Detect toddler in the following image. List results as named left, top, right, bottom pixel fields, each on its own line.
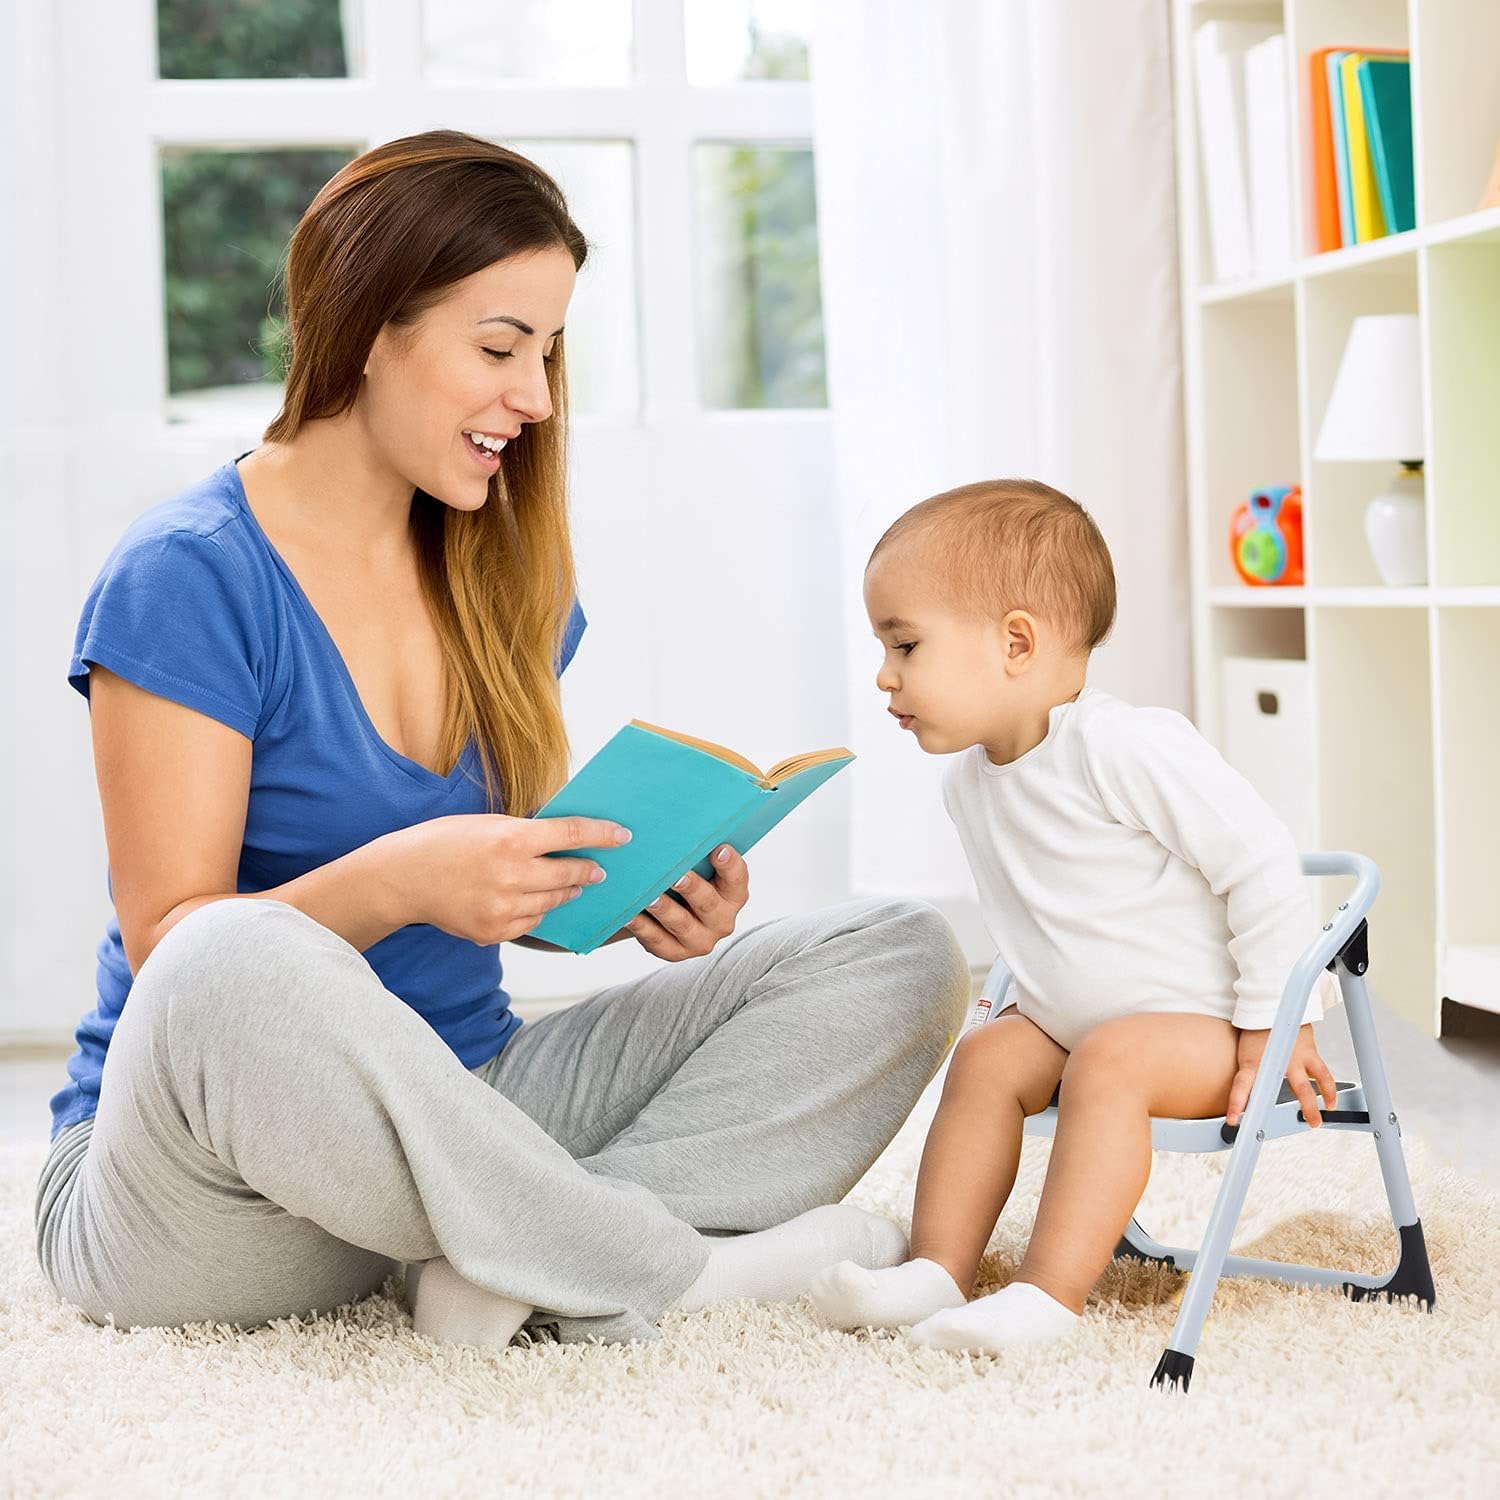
left=811, top=479, right=1338, bottom=1354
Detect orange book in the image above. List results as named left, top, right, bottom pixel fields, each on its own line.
left=1307, top=45, right=1406, bottom=254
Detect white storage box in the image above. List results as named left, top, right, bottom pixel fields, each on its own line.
left=1219, top=657, right=1316, bottom=852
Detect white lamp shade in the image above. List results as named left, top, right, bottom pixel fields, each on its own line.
left=1314, top=314, right=1424, bottom=462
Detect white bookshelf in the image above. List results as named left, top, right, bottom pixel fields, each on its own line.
left=1172, top=0, right=1500, bottom=1033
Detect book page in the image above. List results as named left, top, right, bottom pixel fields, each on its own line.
left=629, top=720, right=763, bottom=779
left=766, top=747, right=855, bottom=786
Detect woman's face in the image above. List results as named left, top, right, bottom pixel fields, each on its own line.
left=360, top=245, right=578, bottom=510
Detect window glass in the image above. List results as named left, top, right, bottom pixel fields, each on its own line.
left=425, top=0, right=632, bottom=84
left=684, top=0, right=810, bottom=85
left=161, top=147, right=354, bottom=395
left=157, top=0, right=348, bottom=80
left=694, top=144, right=826, bottom=409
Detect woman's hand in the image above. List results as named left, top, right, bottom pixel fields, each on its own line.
left=379, top=813, right=631, bottom=946
left=621, top=844, right=750, bottom=962
left=1225, top=1022, right=1338, bottom=1128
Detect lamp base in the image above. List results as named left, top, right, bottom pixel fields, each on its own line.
left=1364, top=468, right=1427, bottom=587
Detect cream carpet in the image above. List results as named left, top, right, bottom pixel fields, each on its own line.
left=4, top=1077, right=1497, bottom=1499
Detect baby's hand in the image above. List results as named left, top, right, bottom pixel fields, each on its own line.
left=1226, top=1023, right=1337, bottom=1128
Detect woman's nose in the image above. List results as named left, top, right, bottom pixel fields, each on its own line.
left=506, top=362, right=553, bottom=425
left=875, top=662, right=898, bottom=693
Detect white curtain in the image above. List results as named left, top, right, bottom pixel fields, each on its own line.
left=812, top=0, right=1189, bottom=907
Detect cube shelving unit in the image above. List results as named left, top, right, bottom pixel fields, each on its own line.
left=1172, top=0, right=1500, bottom=1033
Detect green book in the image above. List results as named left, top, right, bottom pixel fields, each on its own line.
left=529, top=721, right=855, bottom=954
left=1357, top=58, right=1414, bottom=235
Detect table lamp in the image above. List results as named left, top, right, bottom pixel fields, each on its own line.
left=1313, top=313, right=1426, bottom=586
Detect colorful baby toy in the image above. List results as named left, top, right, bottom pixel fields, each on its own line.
left=1230, top=485, right=1304, bottom=586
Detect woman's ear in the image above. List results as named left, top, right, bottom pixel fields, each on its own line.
left=1000, top=610, right=1039, bottom=675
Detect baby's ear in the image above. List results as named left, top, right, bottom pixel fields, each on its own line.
left=1001, top=609, right=1039, bottom=672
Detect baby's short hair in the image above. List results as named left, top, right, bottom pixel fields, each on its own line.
left=868, top=478, right=1117, bottom=653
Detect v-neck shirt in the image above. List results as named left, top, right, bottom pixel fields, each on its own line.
left=50, top=457, right=586, bottom=1140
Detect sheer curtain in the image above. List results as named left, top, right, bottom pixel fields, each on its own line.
left=812, top=0, right=1189, bottom=922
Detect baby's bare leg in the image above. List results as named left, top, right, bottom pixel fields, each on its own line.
left=811, top=1011, right=1066, bottom=1330
left=909, top=1012, right=1068, bottom=1289
left=1018, top=1013, right=1239, bottom=1312
left=910, top=1013, right=1238, bottom=1354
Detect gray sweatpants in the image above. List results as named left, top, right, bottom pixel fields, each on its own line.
left=34, top=895, right=968, bottom=1345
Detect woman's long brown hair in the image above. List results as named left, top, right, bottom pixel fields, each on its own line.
left=264, top=130, right=585, bottom=815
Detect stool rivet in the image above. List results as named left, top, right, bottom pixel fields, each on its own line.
left=1374, top=1130, right=1382, bottom=1140
left=1255, top=1130, right=1265, bottom=1142
left=1323, top=922, right=1333, bottom=931
left=1389, top=1113, right=1397, bottom=1125
left=1339, top=902, right=1349, bottom=910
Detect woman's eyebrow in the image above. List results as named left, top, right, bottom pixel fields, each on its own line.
left=477, top=314, right=565, bottom=337
left=875, top=615, right=918, bottom=633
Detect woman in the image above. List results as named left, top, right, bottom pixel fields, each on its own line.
left=33, top=132, right=970, bottom=1349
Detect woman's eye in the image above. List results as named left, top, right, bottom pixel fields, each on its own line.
left=481, top=347, right=513, bottom=362
left=896, top=642, right=916, bottom=656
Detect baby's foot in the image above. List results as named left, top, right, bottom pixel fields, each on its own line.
left=810, top=1257, right=967, bottom=1330
left=909, top=1280, right=1080, bottom=1353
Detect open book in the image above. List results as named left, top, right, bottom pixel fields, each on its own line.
left=529, top=720, right=855, bottom=954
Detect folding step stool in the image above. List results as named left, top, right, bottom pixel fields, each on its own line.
left=972, top=851, right=1435, bottom=1392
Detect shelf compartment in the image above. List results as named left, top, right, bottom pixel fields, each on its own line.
left=1200, top=297, right=1302, bottom=590
left=1435, top=608, right=1500, bottom=1017
left=1411, top=0, right=1500, bottom=227
left=1297, top=260, right=1421, bottom=587
left=1309, top=605, right=1435, bottom=1027
left=1424, top=236, right=1500, bottom=587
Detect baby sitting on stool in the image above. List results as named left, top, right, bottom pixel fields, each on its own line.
left=813, top=478, right=1338, bottom=1353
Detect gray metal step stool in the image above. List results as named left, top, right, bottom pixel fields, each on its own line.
left=972, top=851, right=1434, bottom=1392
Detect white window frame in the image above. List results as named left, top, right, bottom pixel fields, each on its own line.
left=69, top=0, right=820, bottom=439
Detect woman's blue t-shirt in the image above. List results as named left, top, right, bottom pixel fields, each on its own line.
left=49, top=457, right=586, bottom=1141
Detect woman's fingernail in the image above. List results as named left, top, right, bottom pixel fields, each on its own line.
left=714, top=846, right=731, bottom=864
left=674, top=875, right=692, bottom=891
left=650, top=896, right=666, bottom=910
left=590, top=868, right=607, bottom=883
left=615, top=827, right=632, bottom=844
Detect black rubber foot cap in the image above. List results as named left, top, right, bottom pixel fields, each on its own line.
left=1345, top=1220, right=1436, bottom=1309
left=1151, top=1349, right=1194, bottom=1391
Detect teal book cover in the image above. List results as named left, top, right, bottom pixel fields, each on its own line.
left=1358, top=58, right=1414, bottom=235
left=1326, top=51, right=1354, bottom=245
left=529, top=721, right=855, bottom=954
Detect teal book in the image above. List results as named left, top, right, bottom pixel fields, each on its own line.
left=1358, top=58, right=1414, bottom=235
left=529, top=721, right=855, bottom=954
left=1326, top=51, right=1354, bottom=245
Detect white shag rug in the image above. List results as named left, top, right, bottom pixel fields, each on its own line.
left=4, top=1072, right=1497, bottom=1499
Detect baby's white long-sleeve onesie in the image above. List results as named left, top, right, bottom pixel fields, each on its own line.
left=942, top=686, right=1332, bottom=1051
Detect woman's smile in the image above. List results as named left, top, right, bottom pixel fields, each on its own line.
left=462, top=429, right=509, bottom=472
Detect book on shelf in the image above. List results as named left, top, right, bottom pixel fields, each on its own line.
left=1193, top=21, right=1291, bottom=282
left=528, top=721, right=855, bottom=954
left=1359, top=58, right=1415, bottom=234
left=1307, top=46, right=1412, bottom=252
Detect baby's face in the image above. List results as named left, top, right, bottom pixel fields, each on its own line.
left=863, top=554, right=1012, bottom=756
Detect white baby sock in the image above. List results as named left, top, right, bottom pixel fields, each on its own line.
left=909, top=1279, right=1080, bottom=1353
left=675, top=1204, right=908, bottom=1314
left=810, top=1257, right=967, bottom=1330
left=408, top=1256, right=533, bottom=1350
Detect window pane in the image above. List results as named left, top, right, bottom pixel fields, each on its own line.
left=425, top=0, right=632, bottom=84
left=694, top=145, right=826, bottom=410
left=157, top=0, right=348, bottom=80
left=684, top=0, right=811, bottom=85
left=505, top=141, right=638, bottom=419
left=161, top=147, right=354, bottom=396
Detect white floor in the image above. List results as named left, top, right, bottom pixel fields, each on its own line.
left=5, top=985, right=1498, bottom=1191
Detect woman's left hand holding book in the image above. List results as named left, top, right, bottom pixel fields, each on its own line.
left=615, top=843, right=751, bottom=962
